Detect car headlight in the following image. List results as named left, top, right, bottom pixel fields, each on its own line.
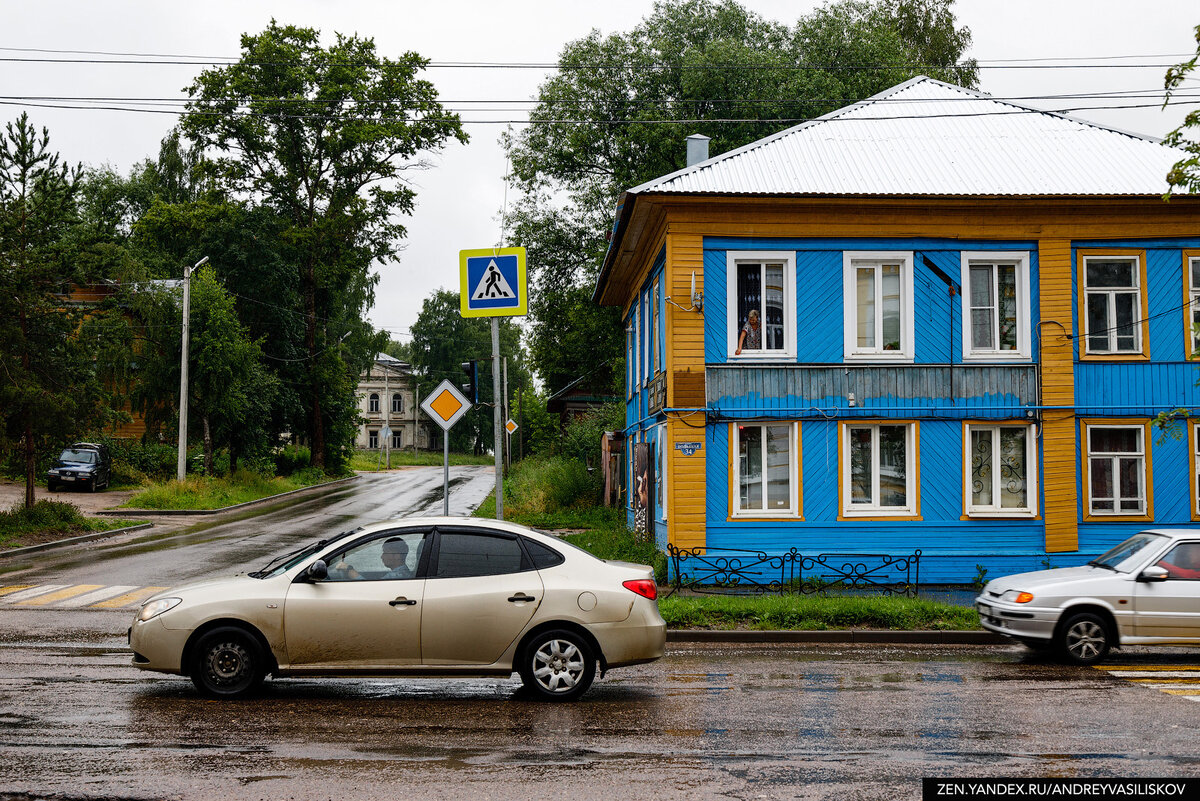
left=138, top=597, right=182, bottom=621
left=1001, top=590, right=1035, bottom=604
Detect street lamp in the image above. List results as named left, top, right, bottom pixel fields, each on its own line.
left=177, top=256, right=209, bottom=482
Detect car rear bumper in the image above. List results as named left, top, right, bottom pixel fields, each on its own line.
left=976, top=598, right=1059, bottom=642
left=592, top=607, right=667, bottom=668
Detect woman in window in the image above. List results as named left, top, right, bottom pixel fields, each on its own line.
left=736, top=309, right=761, bottom=355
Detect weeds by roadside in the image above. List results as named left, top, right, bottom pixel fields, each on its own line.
left=659, top=594, right=980, bottom=631
left=122, top=469, right=330, bottom=511
left=0, top=501, right=141, bottom=548
left=349, top=451, right=495, bottom=471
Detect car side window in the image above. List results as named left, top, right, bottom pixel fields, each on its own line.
left=434, top=532, right=528, bottom=578
left=325, top=530, right=427, bottom=582
left=1156, top=543, right=1200, bottom=580
left=523, top=538, right=565, bottom=569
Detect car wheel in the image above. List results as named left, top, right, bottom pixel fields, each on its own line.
left=190, top=627, right=266, bottom=699
left=518, top=629, right=596, bottom=701
left=47, top=480, right=57, bottom=492
left=1057, top=612, right=1111, bottom=665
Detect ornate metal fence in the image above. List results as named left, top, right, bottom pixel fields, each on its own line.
left=666, top=545, right=921, bottom=597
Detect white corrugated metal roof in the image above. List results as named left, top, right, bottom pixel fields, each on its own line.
left=630, top=76, right=1184, bottom=197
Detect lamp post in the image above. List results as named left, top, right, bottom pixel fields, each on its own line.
left=177, top=256, right=208, bottom=482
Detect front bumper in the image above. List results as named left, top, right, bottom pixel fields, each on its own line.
left=975, top=597, right=1060, bottom=642
left=129, top=617, right=188, bottom=674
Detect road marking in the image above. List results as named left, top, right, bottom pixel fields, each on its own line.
left=90, top=586, right=167, bottom=609
left=1096, top=664, right=1200, bottom=701
left=57, top=585, right=139, bottom=608
left=16, top=584, right=105, bottom=606
left=0, top=584, right=168, bottom=609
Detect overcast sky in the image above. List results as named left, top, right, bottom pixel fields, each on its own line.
left=3, top=0, right=1197, bottom=345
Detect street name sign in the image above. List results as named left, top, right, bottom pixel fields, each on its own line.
left=421, top=380, right=471, bottom=431
left=460, top=247, right=527, bottom=317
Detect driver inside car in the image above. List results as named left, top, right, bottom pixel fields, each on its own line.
left=1157, top=543, right=1200, bottom=580
left=330, top=537, right=412, bottom=581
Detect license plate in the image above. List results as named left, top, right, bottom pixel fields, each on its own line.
left=62, top=476, right=75, bottom=482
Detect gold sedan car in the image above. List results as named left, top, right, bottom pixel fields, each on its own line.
left=129, top=518, right=666, bottom=701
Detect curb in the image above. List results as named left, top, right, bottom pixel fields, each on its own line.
left=667, top=629, right=1003, bottom=645
left=0, top=522, right=155, bottom=560
left=92, top=475, right=360, bottom=517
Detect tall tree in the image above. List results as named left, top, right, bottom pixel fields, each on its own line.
left=504, top=0, right=977, bottom=394
left=180, top=21, right=467, bottom=469
left=1164, top=24, right=1200, bottom=195
left=407, top=290, right=531, bottom=453
left=0, top=115, right=106, bottom=507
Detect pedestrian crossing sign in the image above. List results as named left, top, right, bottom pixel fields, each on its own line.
left=460, top=247, right=527, bottom=318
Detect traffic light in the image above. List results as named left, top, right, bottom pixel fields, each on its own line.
left=461, top=360, right=477, bottom=404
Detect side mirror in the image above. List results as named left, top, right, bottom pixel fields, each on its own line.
left=305, top=560, right=328, bottom=582
left=1138, top=565, right=1169, bottom=583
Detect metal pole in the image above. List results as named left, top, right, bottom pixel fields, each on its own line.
left=176, top=255, right=207, bottom=482
left=491, top=318, right=503, bottom=520
left=518, top=378, right=523, bottom=461
left=503, top=357, right=510, bottom=472
left=383, top=361, right=390, bottom=469
left=443, top=427, right=450, bottom=516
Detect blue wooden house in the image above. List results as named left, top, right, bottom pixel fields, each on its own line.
left=594, top=76, right=1200, bottom=583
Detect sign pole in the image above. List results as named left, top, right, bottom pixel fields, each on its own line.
left=443, top=427, right=450, bottom=516
left=420, top=379, right=472, bottom=519
left=491, top=317, right=504, bottom=520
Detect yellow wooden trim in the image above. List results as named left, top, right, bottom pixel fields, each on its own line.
left=1076, top=249, right=1150, bottom=362
left=1184, top=250, right=1200, bottom=361
left=1078, top=418, right=1155, bottom=522
left=1039, top=238, right=1079, bottom=553
left=836, top=420, right=922, bottom=521
left=1191, top=421, right=1199, bottom=523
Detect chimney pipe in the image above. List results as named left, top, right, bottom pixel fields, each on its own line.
left=686, top=134, right=711, bottom=167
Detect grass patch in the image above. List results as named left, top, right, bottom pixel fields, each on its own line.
left=658, top=594, right=980, bottom=631
left=122, top=469, right=331, bottom=511
left=0, top=501, right=142, bottom=549
left=349, top=450, right=494, bottom=471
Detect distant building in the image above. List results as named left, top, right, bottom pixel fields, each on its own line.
left=356, top=354, right=440, bottom=452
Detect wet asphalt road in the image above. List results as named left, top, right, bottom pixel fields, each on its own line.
left=3, top=468, right=1200, bottom=799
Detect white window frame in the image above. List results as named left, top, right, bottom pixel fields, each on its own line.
left=960, top=252, right=1031, bottom=361
left=391, top=431, right=403, bottom=450
left=368, top=393, right=380, bottom=413
left=841, top=422, right=917, bottom=517
left=368, top=429, right=379, bottom=449
left=651, top=278, right=661, bottom=376
left=642, top=290, right=651, bottom=386
left=725, top=251, right=796, bottom=360
left=731, top=421, right=799, bottom=518
left=1085, top=423, right=1147, bottom=516
left=843, top=251, right=915, bottom=361
left=1081, top=254, right=1143, bottom=355
left=963, top=423, right=1038, bottom=517
left=391, top=393, right=404, bottom=414
left=657, top=422, right=668, bottom=521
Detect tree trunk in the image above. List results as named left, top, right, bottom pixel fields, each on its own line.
left=24, top=418, right=35, bottom=509
left=304, top=264, right=325, bottom=470
left=229, top=444, right=240, bottom=475
left=202, top=415, right=213, bottom=476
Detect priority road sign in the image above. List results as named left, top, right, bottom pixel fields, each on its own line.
left=460, top=247, right=527, bottom=318
left=505, top=419, right=518, bottom=435
left=421, top=380, right=471, bottom=431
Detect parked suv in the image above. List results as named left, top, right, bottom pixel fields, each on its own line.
left=46, top=442, right=112, bottom=493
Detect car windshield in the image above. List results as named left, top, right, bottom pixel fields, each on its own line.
left=1089, top=532, right=1165, bottom=572
left=60, top=450, right=97, bottom=463
left=249, top=527, right=364, bottom=579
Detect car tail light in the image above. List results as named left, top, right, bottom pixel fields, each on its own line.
left=623, top=579, right=657, bottom=600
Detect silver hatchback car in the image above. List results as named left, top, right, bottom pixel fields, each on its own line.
left=129, top=518, right=666, bottom=700
left=976, top=529, right=1200, bottom=664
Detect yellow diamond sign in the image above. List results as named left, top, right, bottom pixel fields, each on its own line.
left=421, top=380, right=471, bottom=431
left=505, top=419, right=518, bottom=435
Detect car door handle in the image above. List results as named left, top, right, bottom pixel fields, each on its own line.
left=508, top=594, right=536, bottom=603
left=389, top=598, right=417, bottom=606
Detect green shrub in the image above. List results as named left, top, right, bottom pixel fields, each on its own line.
left=505, top=456, right=600, bottom=516
left=0, top=500, right=87, bottom=541
left=275, top=444, right=311, bottom=475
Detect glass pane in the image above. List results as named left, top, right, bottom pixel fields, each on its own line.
left=849, top=427, right=872, bottom=504
left=856, top=268, right=875, bottom=349
left=1118, top=457, right=1142, bottom=511
left=1192, top=258, right=1200, bottom=288
left=1191, top=299, right=1200, bottom=356
left=739, top=426, right=763, bottom=510
left=435, top=533, right=525, bottom=578
left=1090, top=427, right=1140, bottom=454
left=971, top=429, right=993, bottom=507
left=878, top=425, right=907, bottom=507
left=1086, top=293, right=1109, bottom=351
left=765, top=424, right=791, bottom=509
left=1086, top=259, right=1135, bottom=288
left=1091, top=458, right=1114, bottom=510
left=881, top=264, right=901, bottom=350
left=969, top=265, right=993, bottom=307
left=1114, top=293, right=1137, bottom=351
left=971, top=310, right=994, bottom=351
left=737, top=264, right=761, bottom=350
left=997, top=265, right=1018, bottom=350
left=999, top=428, right=1028, bottom=508
left=764, top=263, right=785, bottom=350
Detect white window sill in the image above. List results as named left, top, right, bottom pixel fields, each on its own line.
left=963, top=352, right=1031, bottom=362
left=844, top=352, right=914, bottom=363
left=727, top=351, right=795, bottom=362
left=967, top=509, right=1038, bottom=519
left=841, top=507, right=917, bottom=518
